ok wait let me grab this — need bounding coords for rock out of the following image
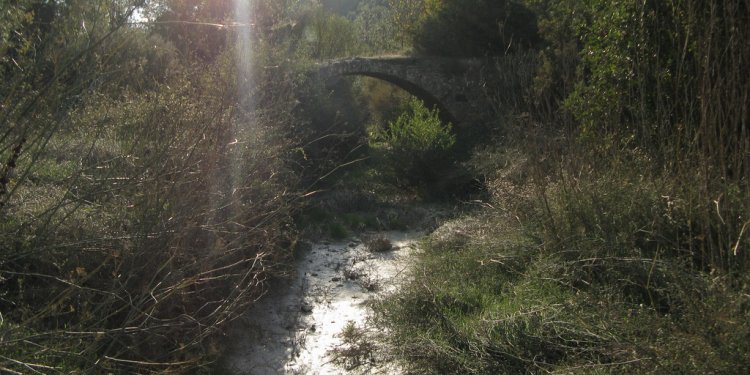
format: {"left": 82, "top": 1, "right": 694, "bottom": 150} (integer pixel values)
{"left": 331, "top": 277, "right": 341, "bottom": 282}
{"left": 301, "top": 303, "right": 313, "bottom": 313}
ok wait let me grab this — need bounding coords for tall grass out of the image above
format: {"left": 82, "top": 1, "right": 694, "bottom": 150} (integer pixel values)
{"left": 532, "top": 0, "right": 750, "bottom": 273}
{"left": 373, "top": 201, "right": 750, "bottom": 373}
{"left": 373, "top": 129, "right": 750, "bottom": 373}
{"left": 0, "top": 3, "right": 302, "bottom": 372}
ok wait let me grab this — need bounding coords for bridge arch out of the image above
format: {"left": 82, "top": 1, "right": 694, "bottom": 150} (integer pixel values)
{"left": 316, "top": 57, "right": 496, "bottom": 129}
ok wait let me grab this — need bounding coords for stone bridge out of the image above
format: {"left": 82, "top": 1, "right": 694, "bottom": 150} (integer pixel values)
{"left": 315, "top": 56, "right": 500, "bottom": 128}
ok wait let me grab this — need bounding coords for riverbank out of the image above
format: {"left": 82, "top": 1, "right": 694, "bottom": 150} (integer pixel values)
{"left": 366, "top": 168, "right": 750, "bottom": 374}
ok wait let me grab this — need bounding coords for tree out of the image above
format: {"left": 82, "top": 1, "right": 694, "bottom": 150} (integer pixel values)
{"left": 352, "top": 1, "right": 401, "bottom": 54}
{"left": 302, "top": 8, "right": 361, "bottom": 59}
{"left": 412, "top": 0, "right": 541, "bottom": 57}
{"left": 386, "top": 0, "right": 434, "bottom": 49}
{"left": 152, "top": 0, "right": 233, "bottom": 61}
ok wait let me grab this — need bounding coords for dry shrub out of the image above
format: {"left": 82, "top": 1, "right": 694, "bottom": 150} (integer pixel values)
{"left": 0, "top": 44, "right": 301, "bottom": 372}
{"left": 329, "top": 321, "right": 377, "bottom": 371}
{"left": 364, "top": 235, "right": 393, "bottom": 253}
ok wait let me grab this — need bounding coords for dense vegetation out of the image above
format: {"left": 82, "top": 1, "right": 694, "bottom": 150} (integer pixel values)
{"left": 368, "top": 0, "right": 750, "bottom": 373}
{"left": 1, "top": 0, "right": 748, "bottom": 373}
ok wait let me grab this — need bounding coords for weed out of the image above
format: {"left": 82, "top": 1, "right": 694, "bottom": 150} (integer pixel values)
{"left": 328, "top": 321, "right": 377, "bottom": 371}
{"left": 360, "top": 275, "right": 381, "bottom": 292}
{"left": 328, "top": 221, "right": 350, "bottom": 240}
{"left": 364, "top": 235, "right": 393, "bottom": 252}
{"left": 343, "top": 266, "right": 361, "bottom": 281}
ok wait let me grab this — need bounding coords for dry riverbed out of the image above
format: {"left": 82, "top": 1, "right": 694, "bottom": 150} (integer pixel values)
{"left": 223, "top": 231, "right": 422, "bottom": 374}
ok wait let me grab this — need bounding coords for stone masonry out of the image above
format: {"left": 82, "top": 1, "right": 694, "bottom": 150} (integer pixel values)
{"left": 316, "top": 56, "right": 499, "bottom": 128}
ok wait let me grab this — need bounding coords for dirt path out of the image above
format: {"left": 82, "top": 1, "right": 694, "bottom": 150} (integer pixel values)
{"left": 223, "top": 231, "right": 421, "bottom": 374}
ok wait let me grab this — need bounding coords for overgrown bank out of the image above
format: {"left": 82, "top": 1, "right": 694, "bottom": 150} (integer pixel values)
{"left": 372, "top": 152, "right": 750, "bottom": 373}
{"left": 0, "top": 0, "right": 455, "bottom": 371}
{"left": 369, "top": 0, "right": 750, "bottom": 373}
{"left": 0, "top": 1, "right": 340, "bottom": 372}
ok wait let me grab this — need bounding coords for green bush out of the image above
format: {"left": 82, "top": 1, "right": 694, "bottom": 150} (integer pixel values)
{"left": 369, "top": 97, "right": 456, "bottom": 193}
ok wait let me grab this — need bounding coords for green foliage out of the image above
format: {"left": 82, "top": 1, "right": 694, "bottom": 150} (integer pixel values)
{"left": 369, "top": 97, "right": 456, "bottom": 192}
{"left": 297, "top": 8, "right": 362, "bottom": 59}
{"left": 363, "top": 0, "right": 750, "bottom": 373}
{"left": 153, "top": 0, "right": 233, "bottom": 61}
{"left": 1, "top": 0, "right": 147, "bottom": 213}
{"left": 3, "top": 0, "right": 748, "bottom": 373}
{"left": 0, "top": 1, "right": 34, "bottom": 81}
{"left": 531, "top": 0, "right": 750, "bottom": 178}
{"left": 322, "top": 0, "right": 364, "bottom": 15}
{"left": 1, "top": 58, "right": 299, "bottom": 371}
{"left": 558, "top": 0, "right": 668, "bottom": 138}
{"left": 384, "top": 0, "right": 434, "bottom": 49}
{"left": 329, "top": 320, "right": 378, "bottom": 370}
{"left": 351, "top": 1, "right": 402, "bottom": 54}
{"left": 95, "top": 29, "right": 180, "bottom": 94}
{"left": 527, "top": 0, "right": 750, "bottom": 271}
{"left": 379, "top": 97, "right": 455, "bottom": 153}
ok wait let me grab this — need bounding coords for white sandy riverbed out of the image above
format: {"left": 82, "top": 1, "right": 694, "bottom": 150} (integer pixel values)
{"left": 223, "top": 231, "right": 421, "bottom": 374}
